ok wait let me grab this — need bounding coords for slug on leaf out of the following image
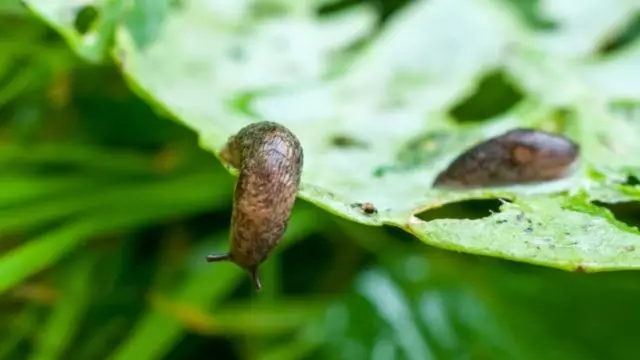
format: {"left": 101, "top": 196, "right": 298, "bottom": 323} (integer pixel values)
{"left": 207, "top": 121, "right": 303, "bottom": 292}
{"left": 433, "top": 128, "right": 579, "bottom": 188}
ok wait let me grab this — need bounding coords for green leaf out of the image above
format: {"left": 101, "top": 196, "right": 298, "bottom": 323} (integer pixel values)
{"left": 25, "top": 0, "right": 640, "bottom": 270}
{"left": 22, "top": 0, "right": 122, "bottom": 63}
{"left": 30, "top": 254, "right": 98, "bottom": 360}
{"left": 0, "top": 170, "right": 231, "bottom": 232}
{"left": 0, "top": 186, "right": 231, "bottom": 296}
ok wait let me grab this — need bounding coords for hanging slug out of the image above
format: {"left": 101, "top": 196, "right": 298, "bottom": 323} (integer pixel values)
{"left": 206, "top": 121, "right": 303, "bottom": 292}
{"left": 433, "top": 128, "right": 579, "bottom": 188}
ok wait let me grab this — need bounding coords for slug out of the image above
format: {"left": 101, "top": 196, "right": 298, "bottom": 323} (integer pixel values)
{"left": 433, "top": 128, "right": 579, "bottom": 188}
{"left": 206, "top": 121, "right": 303, "bottom": 291}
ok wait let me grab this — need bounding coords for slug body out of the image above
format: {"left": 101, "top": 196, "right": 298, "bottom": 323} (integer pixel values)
{"left": 433, "top": 128, "right": 579, "bottom": 188}
{"left": 207, "top": 121, "right": 303, "bottom": 291}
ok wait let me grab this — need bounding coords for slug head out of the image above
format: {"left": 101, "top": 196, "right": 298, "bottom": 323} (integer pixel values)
{"left": 206, "top": 253, "right": 262, "bottom": 292}
{"left": 220, "top": 135, "right": 243, "bottom": 169}
{"left": 505, "top": 129, "right": 579, "bottom": 177}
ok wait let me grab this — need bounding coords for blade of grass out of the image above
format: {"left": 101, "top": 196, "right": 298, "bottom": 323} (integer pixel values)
{"left": 29, "top": 253, "right": 98, "bottom": 360}
{"left": 108, "top": 209, "right": 322, "bottom": 360}
{"left": 256, "top": 321, "right": 325, "bottom": 360}
{"left": 0, "top": 66, "right": 37, "bottom": 107}
{"left": 72, "top": 318, "right": 128, "bottom": 360}
{"left": 0, "top": 171, "right": 231, "bottom": 232}
{"left": 0, "top": 305, "right": 40, "bottom": 360}
{"left": 0, "top": 143, "right": 166, "bottom": 176}
{"left": 0, "top": 192, "right": 231, "bottom": 296}
{"left": 188, "top": 298, "right": 327, "bottom": 336}
{"left": 0, "top": 175, "right": 111, "bottom": 208}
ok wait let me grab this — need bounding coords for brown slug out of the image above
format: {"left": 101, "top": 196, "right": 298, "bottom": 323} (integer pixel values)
{"left": 433, "top": 128, "right": 579, "bottom": 188}
{"left": 206, "top": 121, "right": 303, "bottom": 292}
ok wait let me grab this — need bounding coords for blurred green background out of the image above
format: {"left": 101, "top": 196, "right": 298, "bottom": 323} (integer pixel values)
{"left": 2, "top": 0, "right": 640, "bottom": 359}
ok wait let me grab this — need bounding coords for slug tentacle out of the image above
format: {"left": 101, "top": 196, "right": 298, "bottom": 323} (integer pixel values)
{"left": 207, "top": 121, "right": 303, "bottom": 293}
{"left": 205, "top": 254, "right": 231, "bottom": 262}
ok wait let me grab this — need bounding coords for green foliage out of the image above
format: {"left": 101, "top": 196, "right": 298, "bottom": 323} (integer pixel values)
{"left": 20, "top": 0, "right": 640, "bottom": 271}
{"left": 2, "top": 0, "right": 640, "bottom": 359}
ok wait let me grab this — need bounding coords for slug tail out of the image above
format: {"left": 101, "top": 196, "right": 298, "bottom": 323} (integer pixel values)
{"left": 250, "top": 266, "right": 262, "bottom": 292}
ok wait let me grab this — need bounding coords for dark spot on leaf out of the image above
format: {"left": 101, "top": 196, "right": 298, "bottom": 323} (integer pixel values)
{"left": 74, "top": 5, "right": 99, "bottom": 35}
{"left": 597, "top": 12, "right": 640, "bottom": 55}
{"left": 506, "top": 0, "right": 558, "bottom": 30}
{"left": 351, "top": 202, "right": 378, "bottom": 215}
{"left": 317, "top": 0, "right": 357, "bottom": 15}
{"left": 170, "top": 0, "right": 184, "bottom": 9}
{"left": 228, "top": 45, "right": 246, "bottom": 62}
{"left": 624, "top": 245, "right": 636, "bottom": 252}
{"left": 516, "top": 212, "right": 525, "bottom": 222}
{"left": 592, "top": 201, "right": 640, "bottom": 230}
{"left": 624, "top": 175, "right": 640, "bottom": 186}
{"left": 564, "top": 231, "right": 571, "bottom": 236}
{"left": 318, "top": 0, "right": 408, "bottom": 24}
{"left": 374, "top": 131, "right": 463, "bottom": 177}
{"left": 330, "top": 135, "right": 368, "bottom": 149}
{"left": 524, "top": 226, "right": 533, "bottom": 234}
{"left": 251, "top": 1, "right": 289, "bottom": 18}
{"left": 496, "top": 218, "right": 507, "bottom": 224}
{"left": 372, "top": 165, "right": 391, "bottom": 178}
{"left": 575, "top": 264, "right": 587, "bottom": 273}
{"left": 449, "top": 69, "right": 524, "bottom": 123}
{"left": 416, "top": 199, "right": 507, "bottom": 221}
{"left": 549, "top": 244, "right": 556, "bottom": 249}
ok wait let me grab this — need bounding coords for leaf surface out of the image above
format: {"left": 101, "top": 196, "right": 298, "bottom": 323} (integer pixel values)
{"left": 24, "top": 0, "right": 640, "bottom": 270}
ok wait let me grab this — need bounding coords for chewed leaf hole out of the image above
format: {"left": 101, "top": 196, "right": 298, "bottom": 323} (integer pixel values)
{"left": 593, "top": 201, "right": 640, "bottom": 230}
{"left": 597, "top": 13, "right": 640, "bottom": 55}
{"left": 448, "top": 69, "right": 524, "bottom": 123}
{"left": 74, "top": 5, "right": 99, "bottom": 35}
{"left": 416, "top": 199, "right": 508, "bottom": 221}
{"left": 624, "top": 175, "right": 640, "bottom": 186}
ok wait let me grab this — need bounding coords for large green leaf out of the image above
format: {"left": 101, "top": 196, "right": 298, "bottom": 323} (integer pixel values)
{"left": 24, "top": 0, "right": 640, "bottom": 270}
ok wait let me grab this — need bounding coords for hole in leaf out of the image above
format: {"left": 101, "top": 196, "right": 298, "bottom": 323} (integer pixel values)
{"left": 317, "top": 0, "right": 365, "bottom": 16}
{"left": 505, "top": 0, "right": 558, "bottom": 30}
{"left": 598, "top": 13, "right": 640, "bottom": 55}
{"left": 416, "top": 199, "right": 508, "bottom": 221}
{"left": 593, "top": 201, "right": 640, "bottom": 230}
{"left": 625, "top": 175, "right": 640, "bottom": 186}
{"left": 318, "top": 0, "right": 410, "bottom": 24}
{"left": 449, "top": 69, "right": 524, "bottom": 123}
{"left": 74, "top": 5, "right": 99, "bottom": 35}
